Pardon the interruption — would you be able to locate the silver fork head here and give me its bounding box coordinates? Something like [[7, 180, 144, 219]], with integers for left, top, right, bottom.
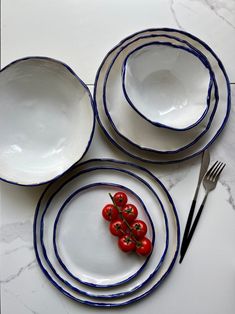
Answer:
[[203, 161, 226, 191]]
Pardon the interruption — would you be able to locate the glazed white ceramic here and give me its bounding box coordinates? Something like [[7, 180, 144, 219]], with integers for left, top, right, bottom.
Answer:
[[53, 183, 154, 288], [34, 159, 179, 306], [103, 38, 217, 153], [39, 165, 168, 298], [95, 30, 229, 162], [0, 57, 94, 185], [123, 43, 211, 130]]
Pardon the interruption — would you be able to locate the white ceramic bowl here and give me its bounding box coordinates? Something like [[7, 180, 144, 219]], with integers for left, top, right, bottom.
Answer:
[[0, 57, 95, 185], [122, 42, 212, 130]]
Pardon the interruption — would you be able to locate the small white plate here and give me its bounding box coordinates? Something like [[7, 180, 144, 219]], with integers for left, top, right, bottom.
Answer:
[[0, 57, 95, 185], [122, 42, 212, 130], [34, 159, 179, 306], [94, 30, 230, 163]]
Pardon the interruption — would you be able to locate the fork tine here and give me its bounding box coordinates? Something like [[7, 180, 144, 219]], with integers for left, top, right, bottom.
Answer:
[[213, 163, 226, 182], [211, 162, 223, 181], [209, 161, 223, 180], [206, 161, 218, 179]]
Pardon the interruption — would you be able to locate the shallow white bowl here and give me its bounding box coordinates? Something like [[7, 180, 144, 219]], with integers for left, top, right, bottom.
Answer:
[[0, 57, 95, 185], [122, 42, 212, 130]]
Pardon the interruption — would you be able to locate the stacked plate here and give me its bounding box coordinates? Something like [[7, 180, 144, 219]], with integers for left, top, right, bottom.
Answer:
[[94, 28, 231, 163], [34, 158, 180, 307]]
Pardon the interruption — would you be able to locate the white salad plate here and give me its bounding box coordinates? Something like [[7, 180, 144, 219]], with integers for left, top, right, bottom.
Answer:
[[94, 29, 230, 163], [0, 57, 95, 185], [39, 164, 168, 298], [52, 182, 156, 289], [34, 159, 180, 307], [122, 42, 212, 131]]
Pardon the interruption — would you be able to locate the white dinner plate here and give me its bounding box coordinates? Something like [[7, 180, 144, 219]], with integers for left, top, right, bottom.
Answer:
[[52, 182, 156, 288], [34, 159, 180, 307], [95, 29, 230, 163]]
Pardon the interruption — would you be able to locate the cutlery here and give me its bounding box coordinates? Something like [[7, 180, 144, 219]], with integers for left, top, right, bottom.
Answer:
[[179, 161, 226, 263], [180, 150, 210, 261]]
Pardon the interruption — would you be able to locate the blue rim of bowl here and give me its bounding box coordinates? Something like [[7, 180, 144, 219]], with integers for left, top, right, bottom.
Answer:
[[39, 166, 169, 299], [53, 182, 156, 289], [33, 158, 179, 307], [94, 28, 230, 163], [122, 41, 213, 131], [0, 56, 96, 186], [103, 39, 218, 154]]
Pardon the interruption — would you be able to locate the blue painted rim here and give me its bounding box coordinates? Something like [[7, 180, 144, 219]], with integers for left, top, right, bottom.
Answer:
[[39, 166, 169, 299], [0, 56, 96, 186], [33, 158, 179, 307], [53, 182, 156, 289], [94, 29, 230, 164], [103, 38, 218, 154], [122, 41, 213, 131]]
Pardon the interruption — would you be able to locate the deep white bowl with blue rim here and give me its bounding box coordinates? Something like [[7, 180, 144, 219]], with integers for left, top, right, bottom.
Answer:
[[0, 57, 95, 185], [122, 41, 213, 131]]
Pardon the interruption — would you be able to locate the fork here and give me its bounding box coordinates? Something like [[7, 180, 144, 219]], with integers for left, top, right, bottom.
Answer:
[[179, 161, 226, 263]]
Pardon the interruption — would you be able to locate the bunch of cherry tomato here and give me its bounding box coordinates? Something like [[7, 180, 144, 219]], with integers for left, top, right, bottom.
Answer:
[[102, 191, 152, 256]]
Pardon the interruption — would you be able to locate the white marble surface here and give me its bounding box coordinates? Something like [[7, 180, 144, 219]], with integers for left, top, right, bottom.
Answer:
[[1, 1, 235, 313]]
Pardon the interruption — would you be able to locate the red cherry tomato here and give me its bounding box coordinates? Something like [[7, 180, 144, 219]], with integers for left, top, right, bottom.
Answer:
[[109, 219, 127, 237], [102, 204, 119, 221], [113, 192, 128, 208], [122, 204, 138, 223], [136, 237, 152, 256], [130, 220, 147, 239], [118, 235, 136, 252]]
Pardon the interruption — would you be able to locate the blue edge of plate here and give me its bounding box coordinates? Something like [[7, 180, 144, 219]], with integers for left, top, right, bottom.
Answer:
[[52, 182, 157, 289], [33, 158, 179, 307]]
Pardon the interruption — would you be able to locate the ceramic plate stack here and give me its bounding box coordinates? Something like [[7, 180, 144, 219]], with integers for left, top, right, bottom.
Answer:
[[94, 28, 231, 163], [34, 158, 180, 307], [32, 28, 230, 307]]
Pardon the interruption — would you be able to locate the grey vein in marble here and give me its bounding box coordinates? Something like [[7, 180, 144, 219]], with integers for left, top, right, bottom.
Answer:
[[0, 244, 33, 256], [220, 179, 235, 210], [1, 259, 36, 284], [170, 0, 183, 29], [3, 287, 40, 314], [204, 0, 235, 29], [0, 220, 32, 243]]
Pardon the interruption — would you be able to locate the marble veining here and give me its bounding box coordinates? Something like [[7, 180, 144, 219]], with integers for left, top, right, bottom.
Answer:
[[170, 0, 235, 31], [170, 0, 183, 30], [1, 260, 36, 284], [0, 220, 32, 243], [1, 245, 33, 256], [204, 0, 235, 29], [3, 288, 40, 314], [220, 179, 235, 210]]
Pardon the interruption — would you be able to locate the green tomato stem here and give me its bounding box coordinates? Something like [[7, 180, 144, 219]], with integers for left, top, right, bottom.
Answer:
[[109, 193, 140, 245]]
